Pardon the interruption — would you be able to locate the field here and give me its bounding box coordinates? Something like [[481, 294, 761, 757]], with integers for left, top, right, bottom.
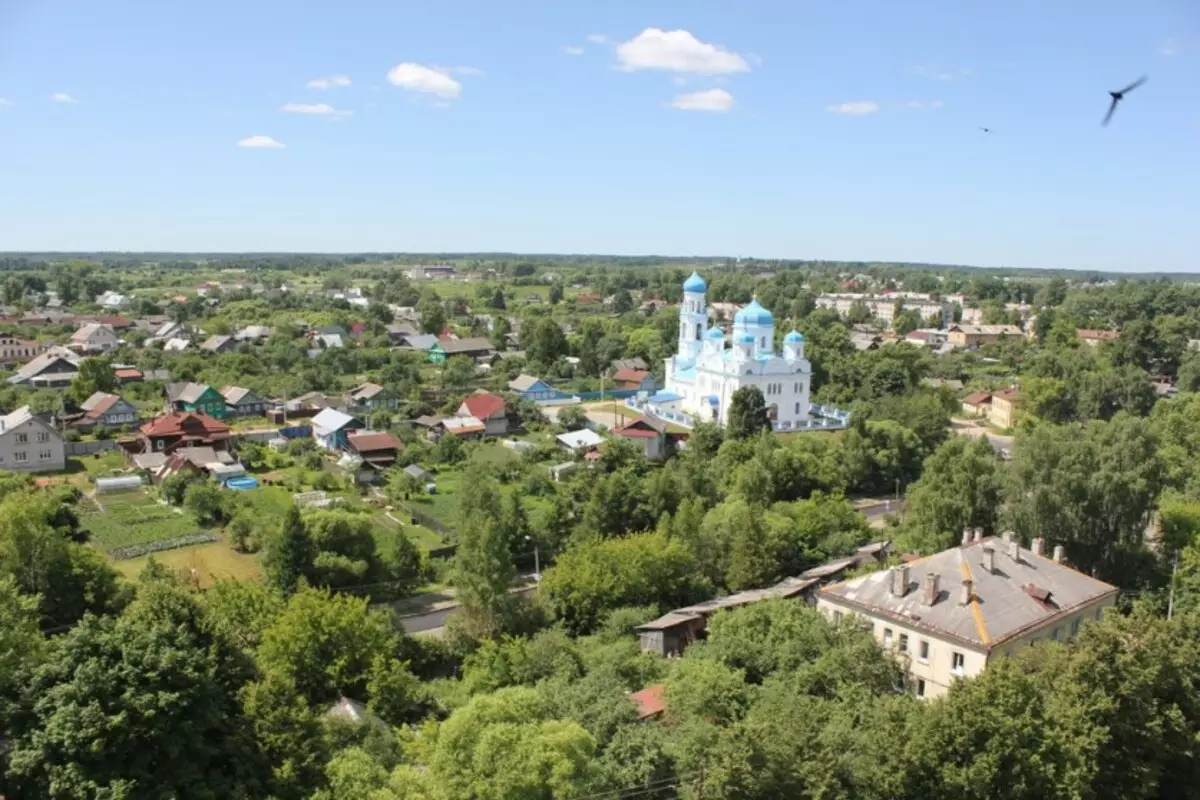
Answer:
[[82, 490, 201, 551], [113, 542, 262, 588]]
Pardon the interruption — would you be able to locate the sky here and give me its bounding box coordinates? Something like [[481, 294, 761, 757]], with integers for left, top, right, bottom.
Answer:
[[0, 0, 1197, 271]]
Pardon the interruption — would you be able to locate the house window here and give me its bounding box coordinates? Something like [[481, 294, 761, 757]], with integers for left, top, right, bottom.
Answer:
[[898, 633, 908, 652], [36, 432, 48, 443], [14, 451, 27, 463], [795, 403, 801, 414], [38, 450, 52, 461], [833, 610, 844, 625], [918, 640, 930, 662], [15, 433, 26, 444], [951, 651, 965, 674], [1050, 627, 1060, 641], [883, 628, 893, 647], [1070, 618, 1081, 637], [156, 440, 165, 451], [916, 679, 926, 698]]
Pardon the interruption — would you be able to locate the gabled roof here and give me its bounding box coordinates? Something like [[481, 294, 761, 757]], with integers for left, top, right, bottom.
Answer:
[[346, 431, 403, 453], [612, 415, 668, 439], [312, 407, 359, 434], [168, 382, 215, 404], [437, 336, 494, 354], [556, 429, 604, 450], [460, 392, 506, 420], [81, 391, 122, 417], [71, 322, 115, 343], [114, 367, 143, 380], [219, 386, 260, 405], [1077, 328, 1120, 341], [612, 368, 651, 383], [817, 537, 1117, 650], [14, 346, 82, 379], [509, 374, 548, 392], [962, 391, 992, 405], [0, 406, 52, 437], [401, 334, 438, 350], [200, 335, 234, 352], [349, 382, 385, 401], [440, 416, 486, 436], [139, 411, 231, 438]]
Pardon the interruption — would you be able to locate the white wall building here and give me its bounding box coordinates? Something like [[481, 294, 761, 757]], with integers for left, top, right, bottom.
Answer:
[[659, 272, 813, 431], [0, 406, 66, 472]]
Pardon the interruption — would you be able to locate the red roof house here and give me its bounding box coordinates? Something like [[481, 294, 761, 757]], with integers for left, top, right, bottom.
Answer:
[[629, 683, 666, 721], [345, 430, 404, 483], [134, 411, 231, 455], [612, 416, 683, 461], [456, 391, 509, 436], [611, 368, 656, 392]]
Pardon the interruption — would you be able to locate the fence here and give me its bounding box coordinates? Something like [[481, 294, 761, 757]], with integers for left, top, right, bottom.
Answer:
[[66, 440, 119, 456], [574, 388, 638, 401], [278, 425, 313, 439]]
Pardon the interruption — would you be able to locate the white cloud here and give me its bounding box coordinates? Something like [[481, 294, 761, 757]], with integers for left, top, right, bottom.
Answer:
[[0, 98, 11, 107], [51, 92, 79, 104], [911, 65, 955, 81], [586, 34, 608, 45], [828, 101, 880, 115], [307, 74, 351, 90], [905, 100, 944, 110], [281, 102, 352, 117], [616, 28, 750, 74], [1158, 39, 1178, 57], [386, 62, 463, 98], [562, 45, 584, 56], [670, 88, 735, 112], [237, 135, 286, 149]]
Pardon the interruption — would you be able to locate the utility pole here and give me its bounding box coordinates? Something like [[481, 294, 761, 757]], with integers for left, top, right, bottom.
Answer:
[[1168, 549, 1180, 621]]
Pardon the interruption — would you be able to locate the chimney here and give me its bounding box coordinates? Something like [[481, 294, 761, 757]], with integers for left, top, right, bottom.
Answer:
[[890, 565, 910, 598], [959, 578, 974, 606], [961, 526, 972, 547], [982, 546, 996, 574], [1031, 538, 1044, 557], [1053, 545, 1065, 564], [1002, 531, 1014, 544], [1008, 539, 1020, 562], [922, 572, 940, 606], [973, 527, 984, 543]]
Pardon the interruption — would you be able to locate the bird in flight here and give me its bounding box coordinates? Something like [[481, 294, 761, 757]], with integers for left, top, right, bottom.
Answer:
[[1102, 76, 1147, 126], [978, 127, 993, 134]]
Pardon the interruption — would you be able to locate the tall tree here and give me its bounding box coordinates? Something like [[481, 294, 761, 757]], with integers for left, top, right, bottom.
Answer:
[[727, 386, 771, 440], [70, 357, 116, 405], [454, 488, 517, 639], [899, 436, 1005, 554], [265, 506, 315, 595]]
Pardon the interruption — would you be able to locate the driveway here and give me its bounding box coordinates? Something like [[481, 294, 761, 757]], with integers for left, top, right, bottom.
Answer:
[[951, 418, 1014, 457]]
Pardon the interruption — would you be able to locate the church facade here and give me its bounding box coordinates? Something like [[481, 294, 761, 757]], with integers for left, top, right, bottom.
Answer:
[[655, 272, 813, 431]]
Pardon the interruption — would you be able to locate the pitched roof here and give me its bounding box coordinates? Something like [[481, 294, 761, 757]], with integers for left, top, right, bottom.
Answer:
[[219, 386, 258, 405], [1077, 328, 1120, 341], [168, 382, 214, 404], [440, 416, 486, 435], [200, 335, 234, 351], [611, 357, 648, 372], [349, 382, 385, 401], [630, 684, 666, 720], [508, 374, 546, 392], [437, 336, 494, 354], [460, 392, 506, 420], [612, 416, 668, 439], [15, 346, 82, 378], [817, 537, 1117, 650], [401, 334, 438, 350], [612, 368, 651, 383], [71, 322, 114, 343], [557, 429, 604, 450], [81, 391, 121, 417], [114, 368, 143, 379], [0, 406, 40, 434], [312, 407, 359, 434], [962, 392, 993, 405], [346, 431, 403, 453], [139, 411, 231, 438]]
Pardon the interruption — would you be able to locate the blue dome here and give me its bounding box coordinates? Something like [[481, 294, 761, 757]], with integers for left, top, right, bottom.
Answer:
[[784, 330, 805, 343], [683, 271, 707, 293], [705, 327, 725, 339], [735, 332, 755, 344], [735, 298, 774, 325]]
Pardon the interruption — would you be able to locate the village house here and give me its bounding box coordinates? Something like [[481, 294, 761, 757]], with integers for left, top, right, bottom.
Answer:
[[816, 533, 1117, 699], [428, 336, 495, 365], [0, 334, 47, 366], [133, 411, 232, 455], [311, 408, 364, 451], [69, 323, 121, 354], [342, 430, 404, 484], [79, 392, 139, 427], [346, 382, 398, 412], [947, 324, 1024, 350], [960, 391, 993, 417], [384, 323, 418, 345], [508, 374, 558, 403], [989, 387, 1019, 429], [611, 368, 657, 393], [234, 325, 272, 343], [611, 415, 684, 461], [0, 406, 66, 472], [7, 346, 82, 388], [200, 334, 238, 355], [456, 391, 509, 437], [1076, 328, 1120, 348], [556, 428, 605, 453], [219, 386, 268, 417], [165, 382, 229, 418]]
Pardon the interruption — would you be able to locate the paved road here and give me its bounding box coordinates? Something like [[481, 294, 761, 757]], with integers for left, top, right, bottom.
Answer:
[[951, 419, 1014, 457], [392, 580, 539, 636]]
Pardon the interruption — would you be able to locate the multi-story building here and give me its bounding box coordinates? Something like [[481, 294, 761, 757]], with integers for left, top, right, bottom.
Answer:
[[0, 406, 65, 472], [815, 293, 950, 329], [816, 533, 1117, 699], [0, 334, 47, 366]]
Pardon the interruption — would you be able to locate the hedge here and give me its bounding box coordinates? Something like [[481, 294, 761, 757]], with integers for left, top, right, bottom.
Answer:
[[109, 533, 220, 560]]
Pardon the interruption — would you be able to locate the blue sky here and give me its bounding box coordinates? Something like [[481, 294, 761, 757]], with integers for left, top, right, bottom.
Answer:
[[0, 0, 1196, 271]]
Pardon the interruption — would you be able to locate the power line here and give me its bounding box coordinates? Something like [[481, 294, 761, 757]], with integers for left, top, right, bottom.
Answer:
[[572, 772, 699, 800]]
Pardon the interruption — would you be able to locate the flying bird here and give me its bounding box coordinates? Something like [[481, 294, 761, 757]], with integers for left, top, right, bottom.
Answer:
[[1102, 75, 1147, 126], [978, 127, 993, 134]]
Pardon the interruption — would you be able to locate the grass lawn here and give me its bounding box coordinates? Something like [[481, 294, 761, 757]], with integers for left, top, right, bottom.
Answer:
[[372, 511, 444, 551], [82, 490, 203, 551], [114, 541, 262, 588]]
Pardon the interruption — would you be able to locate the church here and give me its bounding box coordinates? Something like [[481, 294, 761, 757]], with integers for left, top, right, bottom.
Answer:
[[655, 271, 813, 430]]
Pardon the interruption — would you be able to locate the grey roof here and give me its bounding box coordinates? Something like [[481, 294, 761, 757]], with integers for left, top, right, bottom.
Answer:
[[612, 357, 648, 372], [200, 335, 234, 352], [350, 382, 384, 400], [438, 336, 494, 354], [508, 374, 544, 392], [167, 382, 212, 404], [817, 538, 1118, 651], [404, 464, 430, 479], [220, 386, 259, 405], [400, 334, 438, 350], [13, 346, 81, 379], [385, 323, 417, 337]]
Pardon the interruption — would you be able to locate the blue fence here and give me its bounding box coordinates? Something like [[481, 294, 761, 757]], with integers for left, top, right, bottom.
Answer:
[[278, 425, 313, 439], [575, 388, 638, 401]]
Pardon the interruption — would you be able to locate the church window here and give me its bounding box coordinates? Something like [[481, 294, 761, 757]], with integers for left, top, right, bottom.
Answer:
[[796, 402, 801, 414], [696, 324, 702, 339], [761, 337, 767, 349]]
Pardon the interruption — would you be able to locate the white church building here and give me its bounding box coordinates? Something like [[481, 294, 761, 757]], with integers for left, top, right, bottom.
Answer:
[[638, 271, 816, 431]]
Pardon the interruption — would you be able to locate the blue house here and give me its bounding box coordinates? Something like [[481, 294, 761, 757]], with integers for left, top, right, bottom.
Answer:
[[311, 408, 364, 451], [508, 374, 558, 403]]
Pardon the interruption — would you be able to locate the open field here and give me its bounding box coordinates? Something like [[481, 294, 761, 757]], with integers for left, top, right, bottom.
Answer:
[[113, 541, 262, 588]]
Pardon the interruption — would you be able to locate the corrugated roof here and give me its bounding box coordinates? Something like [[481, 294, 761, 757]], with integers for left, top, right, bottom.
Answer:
[[460, 392, 506, 420], [312, 408, 358, 434], [508, 374, 545, 392], [347, 431, 402, 453], [630, 684, 667, 720]]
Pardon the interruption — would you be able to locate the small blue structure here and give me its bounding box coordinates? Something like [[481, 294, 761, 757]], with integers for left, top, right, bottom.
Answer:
[[224, 476, 259, 491], [508, 374, 559, 403]]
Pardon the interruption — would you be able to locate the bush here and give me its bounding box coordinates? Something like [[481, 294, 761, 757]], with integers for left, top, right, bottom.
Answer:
[[109, 533, 219, 560]]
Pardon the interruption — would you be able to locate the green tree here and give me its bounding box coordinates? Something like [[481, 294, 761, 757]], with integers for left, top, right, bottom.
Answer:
[[417, 296, 447, 335], [899, 436, 1005, 554], [69, 357, 116, 405], [184, 482, 227, 526], [524, 317, 569, 365], [442, 354, 477, 394], [265, 506, 315, 594], [548, 283, 563, 305], [727, 385, 771, 440], [454, 490, 517, 639]]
